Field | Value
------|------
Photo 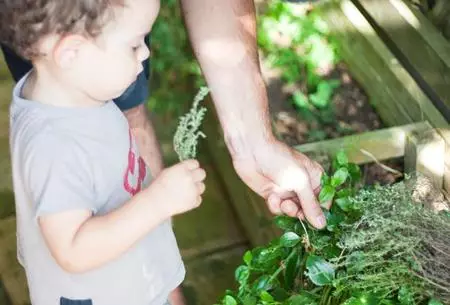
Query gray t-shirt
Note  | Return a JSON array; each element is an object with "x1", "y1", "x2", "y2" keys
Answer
[{"x1": 9, "y1": 73, "x2": 185, "y2": 305}]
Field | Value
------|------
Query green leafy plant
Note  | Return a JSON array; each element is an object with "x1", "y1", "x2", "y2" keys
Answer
[
  {"x1": 257, "y1": 1, "x2": 342, "y2": 130},
  {"x1": 148, "y1": 0, "x2": 204, "y2": 115},
  {"x1": 216, "y1": 151, "x2": 449, "y2": 305},
  {"x1": 173, "y1": 86, "x2": 209, "y2": 161}
]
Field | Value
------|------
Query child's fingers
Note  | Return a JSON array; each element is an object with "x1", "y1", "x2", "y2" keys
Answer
[
  {"x1": 183, "y1": 159, "x2": 200, "y2": 170},
  {"x1": 196, "y1": 182, "x2": 206, "y2": 194},
  {"x1": 191, "y1": 168, "x2": 206, "y2": 182},
  {"x1": 195, "y1": 196, "x2": 202, "y2": 207}
]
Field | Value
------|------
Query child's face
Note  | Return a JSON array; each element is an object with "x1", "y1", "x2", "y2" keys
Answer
[{"x1": 64, "y1": 0, "x2": 160, "y2": 102}]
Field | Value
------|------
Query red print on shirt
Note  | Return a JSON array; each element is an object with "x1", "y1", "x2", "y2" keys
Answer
[{"x1": 123, "y1": 130, "x2": 147, "y2": 196}]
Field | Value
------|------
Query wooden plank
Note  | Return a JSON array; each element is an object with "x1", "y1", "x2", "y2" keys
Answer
[
  {"x1": 356, "y1": 0, "x2": 450, "y2": 115},
  {"x1": 0, "y1": 189, "x2": 15, "y2": 220},
  {"x1": 435, "y1": 128, "x2": 450, "y2": 194},
  {"x1": 295, "y1": 122, "x2": 430, "y2": 164},
  {"x1": 173, "y1": 153, "x2": 248, "y2": 260},
  {"x1": 202, "y1": 99, "x2": 281, "y2": 245},
  {"x1": 0, "y1": 217, "x2": 29, "y2": 305},
  {"x1": 405, "y1": 127, "x2": 445, "y2": 188},
  {"x1": 390, "y1": 0, "x2": 450, "y2": 66},
  {"x1": 0, "y1": 280, "x2": 12, "y2": 305},
  {"x1": 182, "y1": 246, "x2": 247, "y2": 305},
  {"x1": 319, "y1": 0, "x2": 448, "y2": 128}
]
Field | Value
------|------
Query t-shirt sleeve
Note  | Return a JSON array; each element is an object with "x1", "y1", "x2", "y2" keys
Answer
[{"x1": 24, "y1": 135, "x2": 98, "y2": 218}]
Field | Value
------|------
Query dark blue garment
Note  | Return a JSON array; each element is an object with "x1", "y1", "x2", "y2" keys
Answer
[
  {"x1": 1, "y1": 34, "x2": 151, "y2": 111},
  {"x1": 60, "y1": 297, "x2": 93, "y2": 305}
]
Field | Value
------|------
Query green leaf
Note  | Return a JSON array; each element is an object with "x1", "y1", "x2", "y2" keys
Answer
[
  {"x1": 271, "y1": 287, "x2": 290, "y2": 302},
  {"x1": 331, "y1": 168, "x2": 349, "y2": 187},
  {"x1": 348, "y1": 163, "x2": 362, "y2": 183},
  {"x1": 224, "y1": 295, "x2": 237, "y2": 305},
  {"x1": 252, "y1": 246, "x2": 283, "y2": 270},
  {"x1": 288, "y1": 294, "x2": 318, "y2": 305},
  {"x1": 293, "y1": 91, "x2": 309, "y2": 109},
  {"x1": 337, "y1": 188, "x2": 352, "y2": 198},
  {"x1": 280, "y1": 232, "x2": 301, "y2": 247},
  {"x1": 335, "y1": 150, "x2": 348, "y2": 166},
  {"x1": 260, "y1": 291, "x2": 274, "y2": 302},
  {"x1": 255, "y1": 275, "x2": 271, "y2": 291},
  {"x1": 235, "y1": 265, "x2": 250, "y2": 285},
  {"x1": 398, "y1": 286, "x2": 415, "y2": 305},
  {"x1": 320, "y1": 172, "x2": 330, "y2": 186},
  {"x1": 324, "y1": 210, "x2": 345, "y2": 232},
  {"x1": 319, "y1": 185, "x2": 335, "y2": 204},
  {"x1": 335, "y1": 196, "x2": 352, "y2": 212},
  {"x1": 343, "y1": 294, "x2": 380, "y2": 305},
  {"x1": 284, "y1": 250, "x2": 299, "y2": 290},
  {"x1": 243, "y1": 295, "x2": 257, "y2": 305},
  {"x1": 244, "y1": 251, "x2": 253, "y2": 266},
  {"x1": 309, "y1": 92, "x2": 328, "y2": 109},
  {"x1": 274, "y1": 216, "x2": 297, "y2": 231},
  {"x1": 305, "y1": 255, "x2": 335, "y2": 286},
  {"x1": 428, "y1": 299, "x2": 444, "y2": 305},
  {"x1": 342, "y1": 298, "x2": 361, "y2": 305}
]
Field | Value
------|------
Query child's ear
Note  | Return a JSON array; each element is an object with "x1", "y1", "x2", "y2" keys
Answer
[{"x1": 52, "y1": 34, "x2": 87, "y2": 69}]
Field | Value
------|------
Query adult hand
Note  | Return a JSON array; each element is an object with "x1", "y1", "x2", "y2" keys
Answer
[{"x1": 232, "y1": 139, "x2": 326, "y2": 229}]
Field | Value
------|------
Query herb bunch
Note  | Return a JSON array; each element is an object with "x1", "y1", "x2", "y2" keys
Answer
[
  {"x1": 173, "y1": 86, "x2": 209, "y2": 161},
  {"x1": 217, "y1": 151, "x2": 448, "y2": 305}
]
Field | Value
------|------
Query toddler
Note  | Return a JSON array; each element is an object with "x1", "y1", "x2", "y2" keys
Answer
[{"x1": 0, "y1": 0, "x2": 206, "y2": 304}]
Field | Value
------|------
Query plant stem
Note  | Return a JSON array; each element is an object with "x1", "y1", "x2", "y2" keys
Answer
[
  {"x1": 319, "y1": 286, "x2": 332, "y2": 305},
  {"x1": 268, "y1": 248, "x2": 298, "y2": 284},
  {"x1": 299, "y1": 219, "x2": 311, "y2": 248},
  {"x1": 299, "y1": 251, "x2": 308, "y2": 288}
]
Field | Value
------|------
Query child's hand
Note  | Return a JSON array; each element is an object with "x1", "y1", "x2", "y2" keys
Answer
[{"x1": 153, "y1": 159, "x2": 206, "y2": 216}]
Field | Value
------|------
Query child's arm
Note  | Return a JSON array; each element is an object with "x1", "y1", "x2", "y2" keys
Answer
[{"x1": 38, "y1": 160, "x2": 205, "y2": 274}]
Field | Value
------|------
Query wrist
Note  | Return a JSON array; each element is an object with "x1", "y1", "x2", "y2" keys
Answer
[
  {"x1": 224, "y1": 127, "x2": 276, "y2": 160},
  {"x1": 141, "y1": 182, "x2": 173, "y2": 220}
]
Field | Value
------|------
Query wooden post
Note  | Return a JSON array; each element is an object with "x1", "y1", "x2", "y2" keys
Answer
[{"x1": 405, "y1": 127, "x2": 446, "y2": 189}]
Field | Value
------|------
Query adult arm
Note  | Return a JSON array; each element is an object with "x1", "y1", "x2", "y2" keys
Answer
[{"x1": 179, "y1": 0, "x2": 326, "y2": 228}]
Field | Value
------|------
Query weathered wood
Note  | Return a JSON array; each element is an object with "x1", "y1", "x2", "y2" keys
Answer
[
  {"x1": 0, "y1": 280, "x2": 12, "y2": 305},
  {"x1": 182, "y1": 246, "x2": 246, "y2": 305},
  {"x1": 405, "y1": 127, "x2": 446, "y2": 188},
  {"x1": 174, "y1": 152, "x2": 248, "y2": 260},
  {"x1": 295, "y1": 122, "x2": 430, "y2": 164},
  {"x1": 429, "y1": 0, "x2": 450, "y2": 40},
  {"x1": 355, "y1": 0, "x2": 450, "y2": 115},
  {"x1": 0, "y1": 190, "x2": 15, "y2": 220},
  {"x1": 434, "y1": 128, "x2": 450, "y2": 195},
  {"x1": 0, "y1": 217, "x2": 29, "y2": 305},
  {"x1": 202, "y1": 98, "x2": 281, "y2": 245},
  {"x1": 319, "y1": 0, "x2": 448, "y2": 128}
]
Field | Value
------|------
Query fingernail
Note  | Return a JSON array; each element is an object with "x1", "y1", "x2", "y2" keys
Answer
[{"x1": 317, "y1": 215, "x2": 326, "y2": 228}]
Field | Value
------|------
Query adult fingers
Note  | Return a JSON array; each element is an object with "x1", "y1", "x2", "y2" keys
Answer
[
  {"x1": 280, "y1": 200, "x2": 299, "y2": 217},
  {"x1": 267, "y1": 193, "x2": 283, "y2": 215},
  {"x1": 294, "y1": 182, "x2": 326, "y2": 229},
  {"x1": 297, "y1": 209, "x2": 305, "y2": 221}
]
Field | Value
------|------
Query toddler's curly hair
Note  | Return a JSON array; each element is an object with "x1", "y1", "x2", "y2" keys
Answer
[{"x1": 0, "y1": 0, "x2": 124, "y2": 60}]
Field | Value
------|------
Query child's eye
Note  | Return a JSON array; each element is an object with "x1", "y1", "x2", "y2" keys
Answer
[{"x1": 132, "y1": 45, "x2": 140, "y2": 52}]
